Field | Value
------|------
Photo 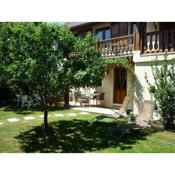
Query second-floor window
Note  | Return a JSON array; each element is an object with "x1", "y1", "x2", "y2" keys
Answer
[
  {"x1": 97, "y1": 27, "x2": 111, "y2": 41},
  {"x1": 111, "y1": 23, "x2": 128, "y2": 37}
]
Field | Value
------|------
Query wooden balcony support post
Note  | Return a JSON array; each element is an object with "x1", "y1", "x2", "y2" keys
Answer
[
  {"x1": 164, "y1": 30, "x2": 169, "y2": 52},
  {"x1": 134, "y1": 32, "x2": 140, "y2": 51},
  {"x1": 154, "y1": 32, "x2": 159, "y2": 51},
  {"x1": 170, "y1": 30, "x2": 175, "y2": 52},
  {"x1": 159, "y1": 31, "x2": 164, "y2": 52}
]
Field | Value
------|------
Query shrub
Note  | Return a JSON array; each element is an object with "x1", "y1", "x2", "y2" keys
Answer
[{"x1": 145, "y1": 55, "x2": 175, "y2": 128}]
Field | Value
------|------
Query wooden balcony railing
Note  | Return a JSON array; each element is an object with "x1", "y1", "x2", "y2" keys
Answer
[
  {"x1": 143, "y1": 30, "x2": 175, "y2": 53},
  {"x1": 97, "y1": 34, "x2": 134, "y2": 57}
]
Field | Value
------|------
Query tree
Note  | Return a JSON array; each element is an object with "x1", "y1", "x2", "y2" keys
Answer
[
  {"x1": 0, "y1": 23, "x2": 76, "y2": 129},
  {"x1": 0, "y1": 23, "x2": 106, "y2": 129},
  {"x1": 72, "y1": 33, "x2": 106, "y2": 87},
  {"x1": 54, "y1": 32, "x2": 106, "y2": 106},
  {"x1": 145, "y1": 55, "x2": 175, "y2": 128}
]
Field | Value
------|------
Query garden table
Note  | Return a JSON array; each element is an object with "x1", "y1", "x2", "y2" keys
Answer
[{"x1": 85, "y1": 93, "x2": 100, "y2": 106}]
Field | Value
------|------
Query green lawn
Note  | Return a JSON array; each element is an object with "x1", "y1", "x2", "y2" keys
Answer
[{"x1": 0, "y1": 106, "x2": 175, "y2": 153}]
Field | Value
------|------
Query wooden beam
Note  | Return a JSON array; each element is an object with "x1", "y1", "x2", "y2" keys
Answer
[{"x1": 134, "y1": 32, "x2": 140, "y2": 51}]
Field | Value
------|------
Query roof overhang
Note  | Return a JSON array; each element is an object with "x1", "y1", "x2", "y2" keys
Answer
[{"x1": 66, "y1": 22, "x2": 94, "y2": 29}]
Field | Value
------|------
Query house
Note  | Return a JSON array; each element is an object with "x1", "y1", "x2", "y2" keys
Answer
[{"x1": 67, "y1": 22, "x2": 175, "y2": 114}]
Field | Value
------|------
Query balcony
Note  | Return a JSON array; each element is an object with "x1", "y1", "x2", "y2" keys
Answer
[
  {"x1": 97, "y1": 34, "x2": 134, "y2": 57},
  {"x1": 143, "y1": 30, "x2": 175, "y2": 53}
]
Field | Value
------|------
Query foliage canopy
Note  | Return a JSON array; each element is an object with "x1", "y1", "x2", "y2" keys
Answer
[{"x1": 0, "y1": 23, "x2": 106, "y2": 129}]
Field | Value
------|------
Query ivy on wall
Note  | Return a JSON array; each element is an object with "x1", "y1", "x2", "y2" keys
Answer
[{"x1": 105, "y1": 57, "x2": 135, "y2": 75}]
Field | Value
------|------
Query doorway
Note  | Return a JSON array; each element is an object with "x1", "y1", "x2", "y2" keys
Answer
[{"x1": 113, "y1": 67, "x2": 127, "y2": 104}]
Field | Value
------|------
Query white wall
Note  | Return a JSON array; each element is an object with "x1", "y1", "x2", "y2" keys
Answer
[
  {"x1": 97, "y1": 67, "x2": 114, "y2": 107},
  {"x1": 133, "y1": 51, "x2": 175, "y2": 119},
  {"x1": 134, "y1": 61, "x2": 154, "y2": 113}
]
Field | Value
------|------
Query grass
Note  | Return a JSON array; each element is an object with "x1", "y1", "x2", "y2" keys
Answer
[{"x1": 0, "y1": 106, "x2": 175, "y2": 153}]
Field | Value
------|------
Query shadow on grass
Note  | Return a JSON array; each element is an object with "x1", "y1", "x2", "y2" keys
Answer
[{"x1": 16, "y1": 119, "x2": 156, "y2": 153}]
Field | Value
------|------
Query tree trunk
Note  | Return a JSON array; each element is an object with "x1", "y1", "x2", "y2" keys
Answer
[
  {"x1": 39, "y1": 94, "x2": 49, "y2": 130},
  {"x1": 44, "y1": 107, "x2": 49, "y2": 130},
  {"x1": 64, "y1": 87, "x2": 69, "y2": 107}
]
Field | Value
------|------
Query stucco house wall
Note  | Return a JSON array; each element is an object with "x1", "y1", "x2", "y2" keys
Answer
[
  {"x1": 97, "y1": 67, "x2": 114, "y2": 107},
  {"x1": 133, "y1": 51, "x2": 175, "y2": 119}
]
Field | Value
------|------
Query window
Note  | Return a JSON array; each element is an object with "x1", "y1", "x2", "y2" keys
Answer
[
  {"x1": 97, "y1": 27, "x2": 111, "y2": 41},
  {"x1": 120, "y1": 23, "x2": 128, "y2": 36},
  {"x1": 130, "y1": 23, "x2": 137, "y2": 34},
  {"x1": 111, "y1": 23, "x2": 128, "y2": 37},
  {"x1": 132, "y1": 23, "x2": 137, "y2": 32},
  {"x1": 97, "y1": 31, "x2": 103, "y2": 41},
  {"x1": 105, "y1": 29, "x2": 110, "y2": 40}
]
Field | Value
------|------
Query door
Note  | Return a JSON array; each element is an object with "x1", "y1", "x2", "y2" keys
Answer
[{"x1": 113, "y1": 67, "x2": 127, "y2": 104}]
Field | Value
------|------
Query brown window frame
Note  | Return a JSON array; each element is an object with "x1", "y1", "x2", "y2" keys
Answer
[{"x1": 96, "y1": 27, "x2": 111, "y2": 41}]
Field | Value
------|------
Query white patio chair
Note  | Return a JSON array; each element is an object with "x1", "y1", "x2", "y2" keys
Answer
[
  {"x1": 15, "y1": 94, "x2": 22, "y2": 106},
  {"x1": 32, "y1": 94, "x2": 41, "y2": 106},
  {"x1": 21, "y1": 95, "x2": 33, "y2": 109}
]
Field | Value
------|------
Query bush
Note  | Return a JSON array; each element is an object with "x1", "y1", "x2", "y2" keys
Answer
[{"x1": 145, "y1": 55, "x2": 175, "y2": 128}]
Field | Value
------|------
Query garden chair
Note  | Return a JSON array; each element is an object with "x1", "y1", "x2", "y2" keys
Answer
[
  {"x1": 21, "y1": 95, "x2": 33, "y2": 109},
  {"x1": 135, "y1": 100, "x2": 155, "y2": 127},
  {"x1": 97, "y1": 92, "x2": 105, "y2": 107},
  {"x1": 90, "y1": 91, "x2": 99, "y2": 105},
  {"x1": 114, "y1": 100, "x2": 156, "y2": 140},
  {"x1": 90, "y1": 96, "x2": 130, "y2": 123},
  {"x1": 15, "y1": 94, "x2": 23, "y2": 106},
  {"x1": 112, "y1": 99, "x2": 155, "y2": 127},
  {"x1": 112, "y1": 96, "x2": 130, "y2": 119},
  {"x1": 79, "y1": 95, "x2": 89, "y2": 106},
  {"x1": 32, "y1": 93, "x2": 41, "y2": 106},
  {"x1": 75, "y1": 90, "x2": 89, "y2": 106}
]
